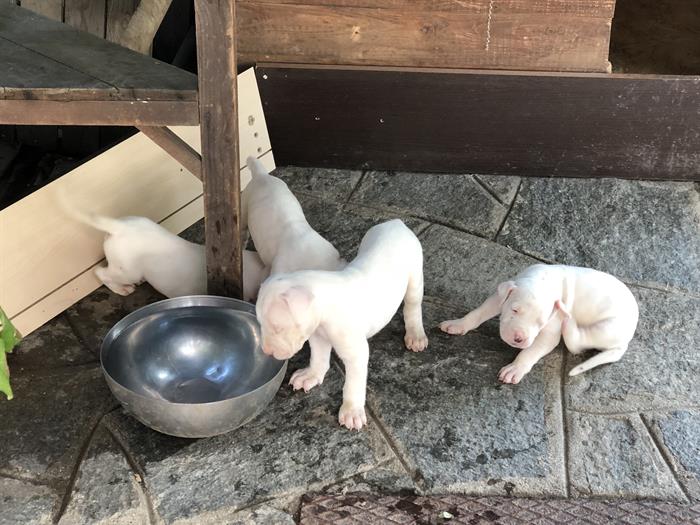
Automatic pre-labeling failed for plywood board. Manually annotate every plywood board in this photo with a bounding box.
[0,68,273,336]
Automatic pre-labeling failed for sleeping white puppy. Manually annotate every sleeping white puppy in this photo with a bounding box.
[440,264,638,383]
[256,219,429,430]
[62,209,268,301]
[242,156,344,274]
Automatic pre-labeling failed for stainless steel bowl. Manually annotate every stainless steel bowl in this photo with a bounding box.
[100,296,286,438]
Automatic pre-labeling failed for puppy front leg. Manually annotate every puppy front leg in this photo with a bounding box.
[289,333,331,392]
[440,293,501,336]
[336,339,370,431]
[499,324,561,385]
[95,266,136,296]
[403,269,428,352]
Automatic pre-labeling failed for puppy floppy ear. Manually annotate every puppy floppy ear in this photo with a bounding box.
[281,286,315,314]
[497,281,517,304]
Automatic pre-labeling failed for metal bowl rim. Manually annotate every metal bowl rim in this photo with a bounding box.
[99,295,287,407]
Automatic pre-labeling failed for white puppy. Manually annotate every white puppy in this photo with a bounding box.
[256,219,429,430]
[62,209,268,302]
[440,264,638,382]
[242,156,344,274]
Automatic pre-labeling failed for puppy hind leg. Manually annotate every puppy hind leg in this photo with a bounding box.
[95,266,136,296]
[569,347,627,376]
[562,318,620,355]
[403,267,428,352]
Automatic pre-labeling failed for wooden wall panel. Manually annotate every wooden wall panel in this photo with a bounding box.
[257,64,700,181]
[237,1,613,72]
[243,0,615,17]
[20,0,63,20]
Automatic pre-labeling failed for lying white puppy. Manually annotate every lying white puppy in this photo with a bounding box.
[256,219,428,430]
[440,264,638,383]
[242,156,344,274]
[62,208,268,301]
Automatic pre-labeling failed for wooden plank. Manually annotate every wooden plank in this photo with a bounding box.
[105,0,139,42]
[243,0,615,17]
[237,3,612,72]
[138,126,202,179]
[256,64,700,181]
[6,151,275,337]
[0,4,198,101]
[0,99,199,125]
[64,0,106,37]
[20,0,63,20]
[195,0,243,298]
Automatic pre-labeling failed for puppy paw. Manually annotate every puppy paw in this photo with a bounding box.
[338,403,367,431]
[498,362,530,385]
[404,330,428,352]
[289,367,326,392]
[439,319,470,336]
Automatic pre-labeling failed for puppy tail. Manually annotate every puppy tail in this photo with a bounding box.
[568,347,626,376]
[54,186,125,235]
[246,155,269,178]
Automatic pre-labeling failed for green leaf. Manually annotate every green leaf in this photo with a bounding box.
[0,308,20,401]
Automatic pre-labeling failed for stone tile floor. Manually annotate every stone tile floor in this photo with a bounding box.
[1,168,699,524]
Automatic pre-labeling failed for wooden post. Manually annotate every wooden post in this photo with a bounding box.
[194,0,243,298]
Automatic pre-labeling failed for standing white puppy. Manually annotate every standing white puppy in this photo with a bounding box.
[256,219,428,430]
[61,205,268,301]
[242,156,344,274]
[440,264,638,382]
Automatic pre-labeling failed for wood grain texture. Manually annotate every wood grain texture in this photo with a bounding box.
[138,126,202,179]
[20,0,63,20]
[105,0,139,42]
[0,100,199,125]
[237,2,612,72]
[0,4,198,101]
[243,0,615,16]
[257,64,700,181]
[195,0,243,298]
[64,0,106,37]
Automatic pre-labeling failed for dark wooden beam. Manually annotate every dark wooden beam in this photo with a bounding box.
[257,64,700,181]
[0,100,199,126]
[195,0,243,298]
[138,126,202,179]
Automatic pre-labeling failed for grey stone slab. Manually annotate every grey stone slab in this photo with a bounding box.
[0,477,58,525]
[474,174,521,206]
[323,458,416,495]
[350,171,512,238]
[365,301,565,497]
[274,165,363,203]
[9,314,96,371]
[103,353,394,524]
[497,178,700,293]
[0,367,118,486]
[179,218,204,244]
[227,504,295,525]
[59,426,148,525]
[298,194,428,261]
[567,412,686,501]
[421,225,536,324]
[65,285,165,355]
[566,286,700,412]
[646,411,700,501]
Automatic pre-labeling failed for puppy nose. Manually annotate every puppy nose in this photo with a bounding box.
[513,332,524,344]
[261,343,273,355]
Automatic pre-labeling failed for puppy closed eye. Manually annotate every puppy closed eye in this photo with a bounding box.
[511,307,520,314]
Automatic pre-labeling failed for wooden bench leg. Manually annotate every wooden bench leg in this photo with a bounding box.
[194,0,242,298]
